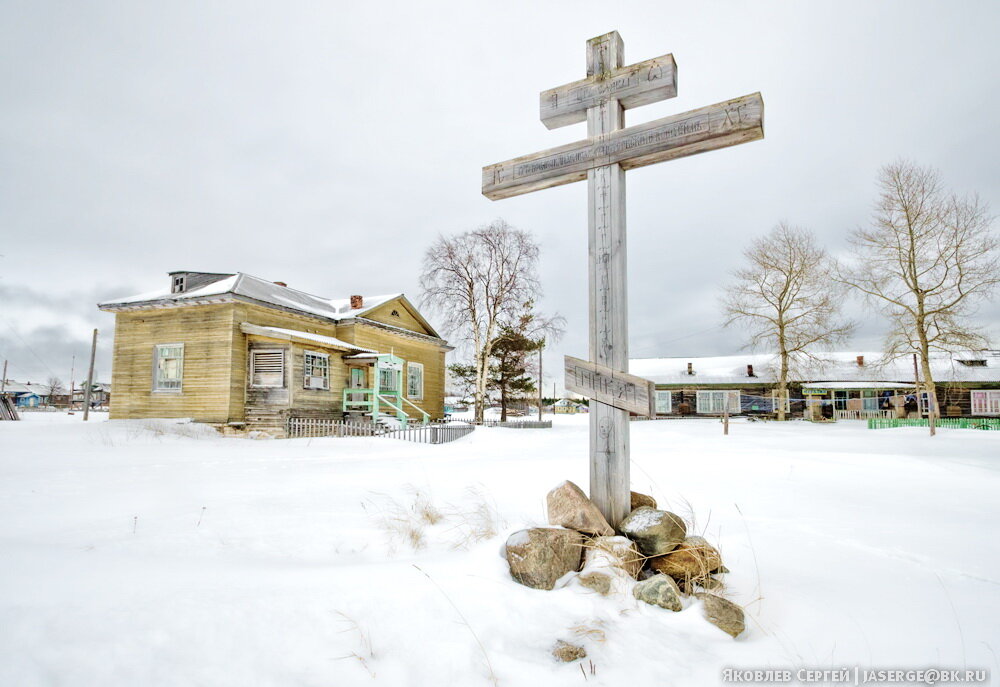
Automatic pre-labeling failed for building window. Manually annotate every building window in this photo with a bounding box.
[171,275,186,294]
[862,389,879,411]
[971,390,1000,415]
[154,344,184,391]
[303,352,329,390]
[654,390,672,414]
[379,368,398,392]
[696,390,740,414]
[407,362,424,399]
[251,349,285,388]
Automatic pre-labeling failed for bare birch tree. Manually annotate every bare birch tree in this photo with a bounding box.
[420,219,542,423]
[838,160,999,419]
[723,223,854,420]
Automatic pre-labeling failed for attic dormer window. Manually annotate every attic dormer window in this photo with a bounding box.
[171,276,186,294]
[959,359,987,367]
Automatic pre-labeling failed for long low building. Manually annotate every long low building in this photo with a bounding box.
[629,351,1000,419]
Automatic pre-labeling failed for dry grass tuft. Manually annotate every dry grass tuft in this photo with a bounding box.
[334,611,376,678]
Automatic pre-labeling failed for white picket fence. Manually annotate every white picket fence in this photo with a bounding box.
[285,417,475,444]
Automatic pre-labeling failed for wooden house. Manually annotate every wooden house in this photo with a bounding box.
[630,351,1000,420]
[98,271,452,435]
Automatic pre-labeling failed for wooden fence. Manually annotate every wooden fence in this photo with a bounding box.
[285,417,476,444]
[868,417,1000,430]
[286,418,382,438]
[0,396,20,421]
[382,423,476,444]
[475,419,552,429]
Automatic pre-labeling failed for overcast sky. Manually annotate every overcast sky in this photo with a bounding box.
[2,0,999,390]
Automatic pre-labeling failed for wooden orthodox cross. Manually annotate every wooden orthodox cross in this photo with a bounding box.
[482,31,764,526]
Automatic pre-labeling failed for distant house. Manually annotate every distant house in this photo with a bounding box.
[630,351,1000,419]
[552,398,588,414]
[0,381,51,408]
[98,271,452,435]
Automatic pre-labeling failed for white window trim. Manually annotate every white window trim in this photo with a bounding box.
[654,389,672,415]
[696,390,740,414]
[153,343,184,392]
[407,362,424,400]
[250,349,285,388]
[303,351,330,390]
[971,389,1000,415]
[171,276,186,293]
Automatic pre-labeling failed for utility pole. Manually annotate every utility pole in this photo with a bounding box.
[83,329,98,421]
[1,360,7,394]
[69,355,76,412]
[537,342,543,422]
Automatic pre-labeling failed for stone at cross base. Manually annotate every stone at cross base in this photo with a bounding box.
[505,528,584,590]
[546,480,614,536]
[619,506,687,556]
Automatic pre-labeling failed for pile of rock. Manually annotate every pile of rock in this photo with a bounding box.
[505,480,744,641]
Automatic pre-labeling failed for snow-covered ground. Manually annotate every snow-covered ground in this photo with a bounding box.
[1,413,997,686]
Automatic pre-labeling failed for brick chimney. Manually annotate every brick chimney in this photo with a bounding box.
[273,281,287,287]
[856,355,864,367]
[350,295,364,309]
[747,364,755,377]
[687,362,694,375]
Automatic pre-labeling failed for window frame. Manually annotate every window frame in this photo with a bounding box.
[654,389,672,415]
[971,390,1000,415]
[171,275,186,294]
[250,349,286,389]
[153,343,184,392]
[696,390,740,414]
[303,351,330,390]
[406,362,424,399]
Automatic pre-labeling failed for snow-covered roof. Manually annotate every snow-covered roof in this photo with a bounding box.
[801,381,916,390]
[238,323,377,353]
[0,382,52,395]
[630,350,1000,385]
[99,273,406,325]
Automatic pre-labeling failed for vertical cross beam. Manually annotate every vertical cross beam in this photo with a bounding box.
[586,32,630,527]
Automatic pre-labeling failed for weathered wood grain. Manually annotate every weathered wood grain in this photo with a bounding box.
[540,53,677,130]
[582,31,632,529]
[482,92,764,200]
[565,355,656,417]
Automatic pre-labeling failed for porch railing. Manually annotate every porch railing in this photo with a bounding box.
[868,417,1000,430]
[834,409,892,420]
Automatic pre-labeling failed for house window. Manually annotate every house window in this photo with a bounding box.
[696,390,740,414]
[971,390,1000,415]
[407,362,424,399]
[379,368,398,392]
[251,349,285,388]
[654,390,672,414]
[303,352,329,390]
[862,389,879,411]
[154,344,184,391]
[171,276,186,294]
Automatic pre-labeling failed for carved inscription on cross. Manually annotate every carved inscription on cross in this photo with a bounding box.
[482,31,764,526]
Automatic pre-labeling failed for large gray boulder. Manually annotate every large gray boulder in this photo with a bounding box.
[619,506,687,557]
[633,574,683,611]
[697,593,745,638]
[546,481,614,536]
[505,528,584,590]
